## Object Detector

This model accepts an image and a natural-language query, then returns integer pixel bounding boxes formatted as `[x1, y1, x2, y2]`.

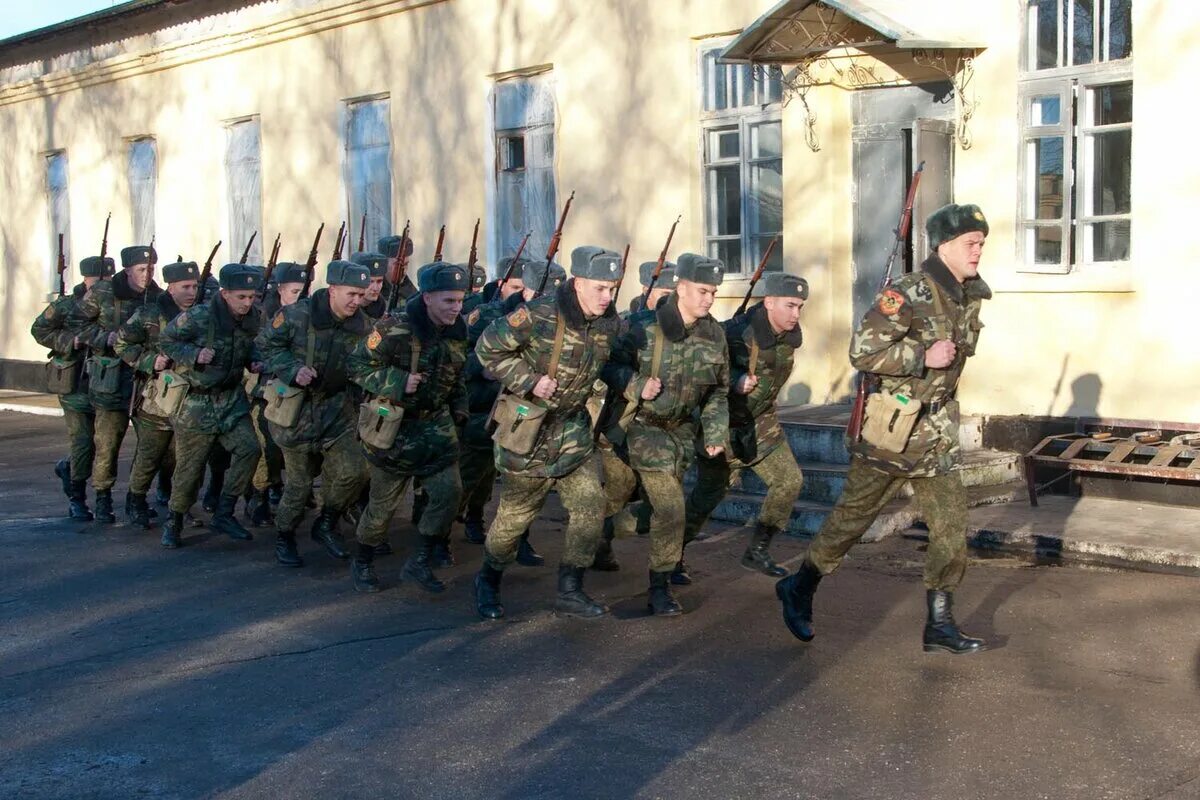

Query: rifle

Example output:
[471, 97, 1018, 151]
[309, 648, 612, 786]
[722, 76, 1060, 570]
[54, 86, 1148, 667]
[734, 235, 779, 316]
[385, 220, 411, 315]
[263, 234, 281, 286]
[496, 231, 532, 293]
[332, 221, 347, 261]
[535, 191, 575, 297]
[645, 215, 681, 298]
[196, 240, 221, 305]
[56, 234, 67, 297]
[301, 223, 324, 299]
[846, 160, 925, 444]
[145, 236, 157, 306]
[614, 243, 631, 297]
[467, 218, 480, 271]
[433, 225, 446, 262]
[99, 212, 111, 262]
[239, 231, 257, 265]
[357, 214, 367, 253]
[130, 234, 156, 414]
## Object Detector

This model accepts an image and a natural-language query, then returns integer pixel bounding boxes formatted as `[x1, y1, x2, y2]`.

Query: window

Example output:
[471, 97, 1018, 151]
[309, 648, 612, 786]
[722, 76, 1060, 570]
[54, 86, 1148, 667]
[127, 137, 156, 245]
[45, 152, 71, 290]
[494, 74, 556, 261]
[1019, 0, 1131, 273]
[700, 47, 783, 274]
[225, 118, 263, 264]
[344, 98, 392, 255]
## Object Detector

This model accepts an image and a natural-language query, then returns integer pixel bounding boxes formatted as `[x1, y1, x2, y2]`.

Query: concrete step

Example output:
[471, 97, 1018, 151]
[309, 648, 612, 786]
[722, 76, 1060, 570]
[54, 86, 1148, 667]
[778, 413, 988, 467]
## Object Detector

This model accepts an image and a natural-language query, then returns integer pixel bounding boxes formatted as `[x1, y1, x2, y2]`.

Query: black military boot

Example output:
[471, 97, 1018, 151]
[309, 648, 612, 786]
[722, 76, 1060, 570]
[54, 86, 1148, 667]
[400, 536, 446, 593]
[374, 539, 394, 556]
[127, 492, 152, 530]
[432, 537, 455, 568]
[351, 542, 381, 593]
[309, 508, 349, 559]
[94, 489, 116, 523]
[669, 558, 692, 586]
[161, 512, 185, 549]
[463, 506, 486, 544]
[774, 559, 822, 642]
[275, 530, 304, 567]
[516, 530, 544, 567]
[54, 459, 72, 496]
[590, 517, 620, 572]
[155, 471, 172, 507]
[647, 571, 683, 616]
[555, 565, 609, 618]
[923, 590, 986, 655]
[209, 494, 253, 541]
[67, 480, 93, 521]
[742, 523, 789, 577]
[474, 562, 505, 620]
[246, 490, 273, 527]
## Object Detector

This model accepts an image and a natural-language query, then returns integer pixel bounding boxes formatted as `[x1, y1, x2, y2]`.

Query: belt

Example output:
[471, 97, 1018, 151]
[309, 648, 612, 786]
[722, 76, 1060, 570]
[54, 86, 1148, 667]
[188, 381, 240, 395]
[638, 412, 687, 431]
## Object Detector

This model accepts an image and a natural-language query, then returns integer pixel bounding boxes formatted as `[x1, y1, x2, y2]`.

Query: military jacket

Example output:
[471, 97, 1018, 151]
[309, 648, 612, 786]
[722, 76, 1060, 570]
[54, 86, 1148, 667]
[475, 280, 620, 478]
[605, 293, 730, 474]
[30, 284, 92, 413]
[459, 292, 522, 450]
[723, 303, 803, 465]
[77, 270, 162, 410]
[851, 254, 990, 476]
[347, 295, 468, 477]
[159, 293, 261, 434]
[115, 291, 190, 429]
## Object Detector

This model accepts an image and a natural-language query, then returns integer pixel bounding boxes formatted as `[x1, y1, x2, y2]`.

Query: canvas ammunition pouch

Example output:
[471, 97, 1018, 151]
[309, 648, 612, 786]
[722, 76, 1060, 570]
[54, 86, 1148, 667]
[264, 327, 315, 428]
[356, 337, 419, 450]
[147, 369, 189, 417]
[490, 314, 565, 455]
[45, 357, 81, 395]
[860, 391, 922, 453]
[86, 354, 123, 395]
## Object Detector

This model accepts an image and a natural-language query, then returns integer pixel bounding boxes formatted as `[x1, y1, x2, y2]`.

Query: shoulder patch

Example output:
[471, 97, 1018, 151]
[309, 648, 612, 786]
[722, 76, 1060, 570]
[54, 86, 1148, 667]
[44, 305, 55, 320]
[877, 289, 906, 317]
[506, 305, 532, 329]
[272, 312, 285, 329]
[176, 311, 188, 327]
[367, 329, 383, 350]
[467, 309, 481, 327]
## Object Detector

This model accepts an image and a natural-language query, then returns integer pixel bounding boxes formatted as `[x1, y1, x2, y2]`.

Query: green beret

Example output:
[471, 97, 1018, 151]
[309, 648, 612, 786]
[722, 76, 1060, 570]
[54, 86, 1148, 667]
[675, 253, 725, 287]
[121, 245, 156, 269]
[326, 260, 371, 288]
[926, 203, 989, 250]
[273, 262, 309, 285]
[522, 261, 566, 291]
[377, 236, 415, 259]
[418, 262, 470, 293]
[79, 256, 115, 278]
[162, 261, 200, 284]
[218, 263, 264, 291]
[570, 246, 623, 281]
[351, 252, 388, 278]
[761, 272, 809, 300]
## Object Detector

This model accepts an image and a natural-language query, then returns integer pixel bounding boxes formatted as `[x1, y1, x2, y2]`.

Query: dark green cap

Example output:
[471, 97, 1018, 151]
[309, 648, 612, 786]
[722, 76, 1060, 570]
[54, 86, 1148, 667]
[273, 262, 309, 285]
[351, 252, 388, 278]
[326, 260, 371, 288]
[762, 272, 809, 300]
[162, 261, 200, 284]
[675, 253, 725, 287]
[926, 203, 989, 250]
[377, 236, 415, 259]
[79, 256, 115, 278]
[121, 245, 156, 269]
[218, 263, 264, 291]
[418, 262, 470, 293]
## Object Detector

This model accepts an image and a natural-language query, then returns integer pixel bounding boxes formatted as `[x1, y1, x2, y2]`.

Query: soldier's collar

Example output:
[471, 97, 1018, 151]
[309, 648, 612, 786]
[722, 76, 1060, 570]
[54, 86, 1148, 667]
[158, 290, 181, 319]
[920, 254, 991, 303]
[656, 293, 687, 342]
[750, 303, 802, 348]
[72, 282, 88, 299]
[112, 269, 138, 300]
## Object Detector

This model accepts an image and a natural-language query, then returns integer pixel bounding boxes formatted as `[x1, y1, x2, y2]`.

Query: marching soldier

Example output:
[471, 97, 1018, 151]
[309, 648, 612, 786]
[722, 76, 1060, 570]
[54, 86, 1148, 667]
[115, 259, 201, 529]
[257, 260, 372, 567]
[461, 262, 489, 314]
[603, 253, 729, 615]
[352, 252, 390, 321]
[31, 255, 114, 520]
[378, 235, 419, 304]
[347, 262, 471, 593]
[472, 247, 623, 620]
[76, 245, 162, 523]
[157, 263, 264, 548]
[775, 204, 992, 655]
[682, 272, 808, 579]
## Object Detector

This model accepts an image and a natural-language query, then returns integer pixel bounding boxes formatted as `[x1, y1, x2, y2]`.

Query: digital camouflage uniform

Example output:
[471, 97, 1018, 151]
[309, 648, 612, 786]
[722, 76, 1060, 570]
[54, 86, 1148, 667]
[257, 284, 371, 563]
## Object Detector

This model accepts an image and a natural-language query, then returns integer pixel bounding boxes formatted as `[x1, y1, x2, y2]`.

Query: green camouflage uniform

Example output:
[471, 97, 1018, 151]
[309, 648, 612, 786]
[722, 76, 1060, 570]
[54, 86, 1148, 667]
[76, 271, 162, 490]
[158, 293, 263, 515]
[246, 293, 284, 494]
[604, 293, 730, 572]
[807, 255, 990, 591]
[30, 284, 95, 482]
[684, 303, 805, 541]
[474, 282, 621, 570]
[347, 296, 469, 548]
[256, 289, 370, 531]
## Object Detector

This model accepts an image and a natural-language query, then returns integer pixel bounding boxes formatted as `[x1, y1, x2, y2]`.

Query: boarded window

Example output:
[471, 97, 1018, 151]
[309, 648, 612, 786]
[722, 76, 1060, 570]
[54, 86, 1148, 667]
[127, 138, 157, 245]
[45, 151, 71, 290]
[225, 118, 263, 264]
[344, 99, 392, 255]
[494, 74, 556, 262]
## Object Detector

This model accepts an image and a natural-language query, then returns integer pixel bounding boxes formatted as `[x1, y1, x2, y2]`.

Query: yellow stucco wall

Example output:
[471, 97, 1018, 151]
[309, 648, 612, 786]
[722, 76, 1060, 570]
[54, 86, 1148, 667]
[0, 0, 1195, 422]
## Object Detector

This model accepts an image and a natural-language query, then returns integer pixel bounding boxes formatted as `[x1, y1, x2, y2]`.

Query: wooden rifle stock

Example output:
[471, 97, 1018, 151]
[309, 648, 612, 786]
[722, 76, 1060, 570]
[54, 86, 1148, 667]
[536, 191, 574, 297]
[99, 212, 111, 262]
[467, 218, 480, 269]
[496, 231, 532, 294]
[357, 214, 367, 253]
[385, 220, 411, 315]
[196, 241, 221, 305]
[433, 225, 446, 262]
[645, 215, 681, 297]
[331, 221, 346, 261]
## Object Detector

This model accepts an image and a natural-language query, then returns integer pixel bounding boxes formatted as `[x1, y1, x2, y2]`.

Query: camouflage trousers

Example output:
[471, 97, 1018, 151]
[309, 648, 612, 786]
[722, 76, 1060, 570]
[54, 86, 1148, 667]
[127, 417, 175, 496]
[249, 402, 283, 492]
[684, 444, 804, 543]
[168, 416, 260, 514]
[356, 462, 462, 548]
[60, 405, 95, 484]
[638, 470, 691, 573]
[458, 444, 496, 516]
[91, 409, 130, 490]
[276, 433, 368, 532]
[484, 453, 604, 571]
[807, 457, 968, 591]
[600, 446, 637, 519]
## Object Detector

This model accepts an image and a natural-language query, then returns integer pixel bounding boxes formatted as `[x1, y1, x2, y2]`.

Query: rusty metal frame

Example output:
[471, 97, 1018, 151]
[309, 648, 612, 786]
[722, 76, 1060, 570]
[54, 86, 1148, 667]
[1023, 433, 1200, 507]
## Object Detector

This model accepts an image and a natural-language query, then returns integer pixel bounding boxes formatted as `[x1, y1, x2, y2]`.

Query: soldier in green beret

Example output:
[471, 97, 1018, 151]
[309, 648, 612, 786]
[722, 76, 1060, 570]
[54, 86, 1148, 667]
[157, 263, 265, 548]
[257, 261, 372, 566]
[471, 246, 624, 620]
[378, 235, 419, 305]
[682, 271, 808, 579]
[351, 252, 391, 322]
[76, 245, 163, 522]
[115, 260, 201, 528]
[776, 203, 991, 655]
[346, 262, 471, 593]
[603, 253, 730, 615]
[31, 255, 115, 519]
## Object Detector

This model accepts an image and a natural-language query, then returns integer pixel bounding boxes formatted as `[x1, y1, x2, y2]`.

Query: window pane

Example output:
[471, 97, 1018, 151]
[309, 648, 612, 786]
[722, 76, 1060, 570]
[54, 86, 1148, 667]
[764, 66, 783, 104]
[1108, 0, 1132, 59]
[1032, 0, 1058, 69]
[1030, 95, 1061, 126]
[1028, 138, 1065, 220]
[738, 65, 755, 108]
[1072, 0, 1095, 65]
[1093, 82, 1132, 125]
[750, 121, 782, 159]
[502, 136, 525, 171]
[1029, 226, 1063, 264]
[225, 120, 262, 264]
[708, 239, 741, 273]
[1091, 129, 1131, 215]
[1090, 220, 1130, 261]
[708, 128, 739, 160]
[752, 235, 783, 273]
[749, 160, 783, 234]
[708, 165, 741, 236]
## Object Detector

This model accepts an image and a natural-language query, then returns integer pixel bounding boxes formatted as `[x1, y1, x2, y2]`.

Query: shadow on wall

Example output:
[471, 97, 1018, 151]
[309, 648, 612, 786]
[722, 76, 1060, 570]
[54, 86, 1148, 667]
[1065, 373, 1102, 420]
